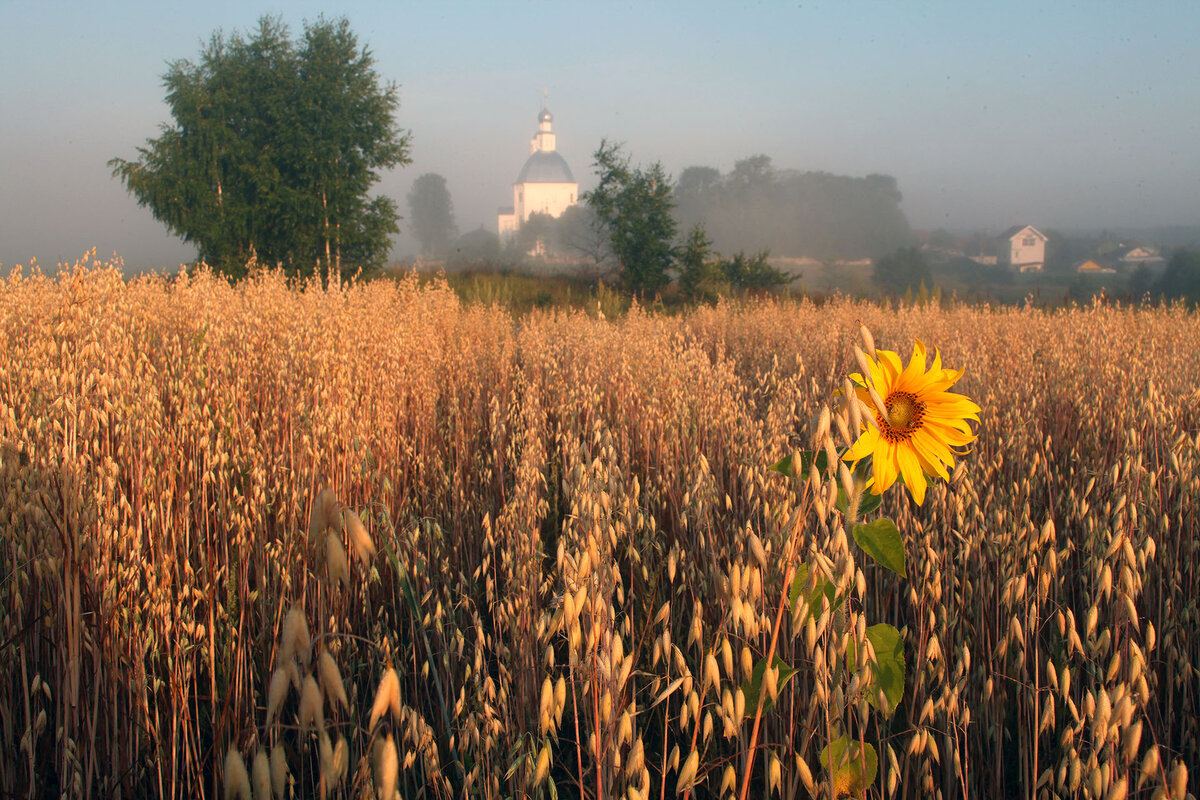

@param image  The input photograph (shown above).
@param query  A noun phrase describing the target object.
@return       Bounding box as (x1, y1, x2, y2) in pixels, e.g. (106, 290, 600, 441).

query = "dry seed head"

(343, 508, 376, 564)
(768, 752, 782, 797)
(284, 661, 301, 692)
(554, 677, 567, 724)
(676, 749, 699, 794)
(251, 750, 271, 800)
(858, 321, 876, 356)
(331, 736, 348, 787)
(309, 487, 339, 547)
(533, 743, 551, 786)
(748, 533, 767, 571)
(280, 605, 311, 668)
(318, 650, 349, 712)
(539, 677, 554, 734)
(224, 747, 252, 800)
(298, 674, 324, 735)
(370, 667, 401, 730)
(318, 730, 334, 780)
(1169, 762, 1187, 800)
(325, 531, 350, 590)
(1124, 721, 1143, 761)
(796, 754, 815, 793)
(720, 765, 737, 795)
(376, 733, 398, 800)
(266, 667, 290, 729)
(1139, 747, 1161, 790)
(270, 744, 287, 800)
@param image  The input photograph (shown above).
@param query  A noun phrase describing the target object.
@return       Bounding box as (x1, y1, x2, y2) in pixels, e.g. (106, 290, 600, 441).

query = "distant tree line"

(1150, 248, 1200, 304)
(674, 155, 913, 261)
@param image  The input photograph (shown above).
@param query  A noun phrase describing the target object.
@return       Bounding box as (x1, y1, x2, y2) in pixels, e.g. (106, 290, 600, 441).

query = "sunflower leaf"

(789, 561, 844, 621)
(769, 449, 828, 479)
(852, 517, 907, 578)
(820, 735, 878, 796)
(847, 623, 906, 716)
(857, 490, 882, 516)
(740, 655, 798, 717)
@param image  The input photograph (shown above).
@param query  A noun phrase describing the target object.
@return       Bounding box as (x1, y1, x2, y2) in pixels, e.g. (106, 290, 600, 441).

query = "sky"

(2, 0, 1199, 271)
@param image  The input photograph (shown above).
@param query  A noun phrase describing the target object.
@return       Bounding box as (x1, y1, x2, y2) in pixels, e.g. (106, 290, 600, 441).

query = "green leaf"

(770, 448, 848, 480)
(852, 517, 907, 578)
(768, 453, 797, 478)
(740, 655, 799, 717)
(789, 562, 844, 622)
(856, 490, 883, 516)
(848, 623, 906, 716)
(820, 735, 878, 796)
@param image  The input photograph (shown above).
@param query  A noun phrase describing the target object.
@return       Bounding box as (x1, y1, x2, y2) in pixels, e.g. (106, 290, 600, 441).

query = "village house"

(997, 225, 1048, 272)
(1118, 245, 1163, 266)
(1075, 259, 1116, 275)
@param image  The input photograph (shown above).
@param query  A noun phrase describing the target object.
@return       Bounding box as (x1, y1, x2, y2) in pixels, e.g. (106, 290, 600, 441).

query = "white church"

(497, 103, 578, 240)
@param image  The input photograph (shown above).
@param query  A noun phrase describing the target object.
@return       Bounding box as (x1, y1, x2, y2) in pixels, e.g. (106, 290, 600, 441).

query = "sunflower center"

(882, 391, 926, 442)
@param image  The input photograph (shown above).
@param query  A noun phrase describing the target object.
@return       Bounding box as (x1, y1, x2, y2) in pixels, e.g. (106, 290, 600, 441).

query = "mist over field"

(2, 2, 1198, 272)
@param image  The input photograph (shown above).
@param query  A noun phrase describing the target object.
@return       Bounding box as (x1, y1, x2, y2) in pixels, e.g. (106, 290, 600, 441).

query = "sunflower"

(843, 340, 979, 505)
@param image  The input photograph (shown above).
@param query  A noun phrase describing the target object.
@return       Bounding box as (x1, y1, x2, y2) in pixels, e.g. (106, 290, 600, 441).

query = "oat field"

(1, 256, 1197, 800)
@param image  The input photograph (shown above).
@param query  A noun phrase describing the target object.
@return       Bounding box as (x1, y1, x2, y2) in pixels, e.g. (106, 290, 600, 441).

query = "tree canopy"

(407, 173, 458, 257)
(673, 156, 912, 260)
(874, 246, 933, 293)
(584, 140, 677, 294)
(1156, 248, 1200, 304)
(109, 16, 410, 278)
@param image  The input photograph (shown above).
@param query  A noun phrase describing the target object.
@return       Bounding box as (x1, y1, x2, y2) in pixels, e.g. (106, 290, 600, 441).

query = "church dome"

(516, 150, 575, 184)
(538, 108, 553, 124)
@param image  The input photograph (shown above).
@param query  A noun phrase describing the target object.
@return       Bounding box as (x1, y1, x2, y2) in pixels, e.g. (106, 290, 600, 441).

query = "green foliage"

(848, 623, 907, 715)
(1128, 264, 1155, 299)
(677, 224, 728, 303)
(673, 155, 912, 260)
(788, 562, 844, 622)
(584, 140, 677, 294)
(717, 249, 790, 290)
(109, 15, 410, 278)
(873, 246, 933, 293)
(852, 518, 906, 578)
(407, 173, 458, 257)
(444, 227, 501, 270)
(820, 735, 878, 794)
(1156, 247, 1200, 304)
(740, 656, 799, 717)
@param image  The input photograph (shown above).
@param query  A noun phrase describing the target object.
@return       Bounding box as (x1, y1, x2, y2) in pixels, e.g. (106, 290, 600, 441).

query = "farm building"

(1076, 259, 1116, 275)
(998, 224, 1047, 272)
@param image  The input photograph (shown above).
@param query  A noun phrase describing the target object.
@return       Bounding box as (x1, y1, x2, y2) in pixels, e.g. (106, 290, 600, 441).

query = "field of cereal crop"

(1, 256, 1197, 799)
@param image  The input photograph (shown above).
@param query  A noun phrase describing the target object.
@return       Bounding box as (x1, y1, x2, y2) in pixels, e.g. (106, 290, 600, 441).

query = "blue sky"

(2, 0, 1198, 269)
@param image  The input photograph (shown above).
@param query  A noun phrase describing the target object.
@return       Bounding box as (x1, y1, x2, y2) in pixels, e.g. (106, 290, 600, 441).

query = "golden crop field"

(1, 255, 1197, 800)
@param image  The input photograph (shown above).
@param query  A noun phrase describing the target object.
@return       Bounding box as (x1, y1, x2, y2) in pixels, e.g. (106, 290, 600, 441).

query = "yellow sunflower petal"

(876, 349, 903, 382)
(896, 445, 928, 505)
(871, 436, 899, 493)
(910, 430, 951, 480)
(844, 428, 878, 464)
(898, 340, 928, 388)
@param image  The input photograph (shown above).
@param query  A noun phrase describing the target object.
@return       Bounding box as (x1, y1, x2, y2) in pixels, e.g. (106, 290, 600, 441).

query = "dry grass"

(0, 253, 1197, 799)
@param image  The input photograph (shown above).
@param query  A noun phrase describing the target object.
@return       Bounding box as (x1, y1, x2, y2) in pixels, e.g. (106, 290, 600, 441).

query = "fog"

(2, 1, 1198, 272)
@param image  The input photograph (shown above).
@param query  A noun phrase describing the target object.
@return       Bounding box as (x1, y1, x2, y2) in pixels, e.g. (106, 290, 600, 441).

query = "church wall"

(520, 182, 577, 221)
